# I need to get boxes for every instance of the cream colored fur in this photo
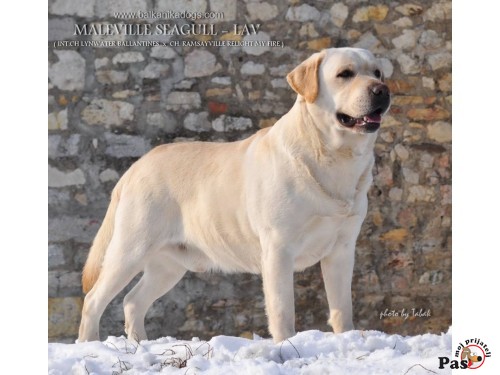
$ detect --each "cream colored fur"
[78,47,390,343]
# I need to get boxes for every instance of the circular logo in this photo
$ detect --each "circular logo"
[460,345,486,369]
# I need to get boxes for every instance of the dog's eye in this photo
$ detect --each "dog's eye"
[337,69,355,79]
[374,69,381,78]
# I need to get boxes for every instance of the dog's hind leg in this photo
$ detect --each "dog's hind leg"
[123,251,186,342]
[78,238,145,342]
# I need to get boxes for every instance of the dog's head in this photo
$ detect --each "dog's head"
[287,48,391,135]
[461,347,483,363]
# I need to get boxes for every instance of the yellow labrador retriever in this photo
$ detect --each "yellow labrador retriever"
[78,47,391,343]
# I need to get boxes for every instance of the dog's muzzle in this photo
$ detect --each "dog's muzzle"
[337,83,391,133]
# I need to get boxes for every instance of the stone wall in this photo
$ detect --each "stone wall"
[48,0,452,342]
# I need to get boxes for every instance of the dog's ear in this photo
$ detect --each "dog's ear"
[286,51,326,103]
[461,348,470,360]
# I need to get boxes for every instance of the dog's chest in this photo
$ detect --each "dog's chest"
[292,215,342,270]
[306,156,371,207]
[289,158,372,269]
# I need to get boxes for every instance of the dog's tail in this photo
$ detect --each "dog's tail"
[82,181,122,294]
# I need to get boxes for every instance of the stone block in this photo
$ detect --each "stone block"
[373,164,393,186]
[249,91,261,100]
[392,30,418,50]
[286,4,321,22]
[407,186,435,202]
[48,297,83,339]
[48,109,68,131]
[247,2,279,22]
[353,32,381,51]
[185,50,221,78]
[96,70,129,84]
[48,166,86,188]
[81,99,134,126]
[49,271,82,297]
[302,37,332,51]
[379,58,394,78]
[166,92,202,111]
[156,0,207,14]
[299,23,319,38]
[96,0,148,18]
[426,52,451,71]
[208,101,228,115]
[206,87,232,97]
[95,57,109,69]
[422,77,435,90]
[48,216,101,243]
[174,80,195,90]
[380,115,402,127]
[419,30,443,49]
[353,5,388,22]
[146,112,164,127]
[330,3,349,28]
[419,271,444,285]
[396,54,420,75]
[440,185,451,205]
[184,112,212,132]
[389,187,403,202]
[151,46,177,59]
[394,144,409,161]
[271,78,287,88]
[213,116,253,132]
[140,62,170,79]
[112,90,139,99]
[402,167,419,185]
[438,73,451,92]
[423,2,452,22]
[392,96,424,106]
[48,244,65,269]
[104,133,151,158]
[48,135,61,158]
[407,107,450,121]
[395,4,423,17]
[210,0,236,21]
[49,0,95,17]
[427,121,452,143]
[242,32,271,56]
[211,76,231,85]
[393,17,413,28]
[220,31,242,42]
[270,65,292,77]
[385,77,419,94]
[99,168,120,182]
[49,51,85,91]
[241,61,265,75]
[48,17,76,41]
[112,52,145,64]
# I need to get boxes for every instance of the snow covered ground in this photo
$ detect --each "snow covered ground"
[49,329,451,374]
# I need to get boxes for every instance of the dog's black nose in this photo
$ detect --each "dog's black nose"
[477,356,482,361]
[370,83,389,97]
[369,83,390,112]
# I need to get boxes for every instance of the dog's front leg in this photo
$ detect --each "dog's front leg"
[261,246,295,343]
[320,239,356,333]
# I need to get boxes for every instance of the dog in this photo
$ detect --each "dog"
[78,47,391,343]
[461,347,483,367]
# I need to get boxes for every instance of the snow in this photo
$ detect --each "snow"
[49,329,451,374]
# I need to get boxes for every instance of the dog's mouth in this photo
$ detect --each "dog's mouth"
[336,108,384,133]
